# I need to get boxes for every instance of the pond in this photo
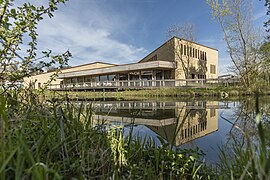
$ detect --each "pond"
[90,96,270,163]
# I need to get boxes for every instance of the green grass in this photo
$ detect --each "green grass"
[0,88,209,179]
[215,95,270,179]
[0,88,269,179]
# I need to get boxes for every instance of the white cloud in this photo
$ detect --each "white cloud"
[252,10,266,21]
[35,0,148,66]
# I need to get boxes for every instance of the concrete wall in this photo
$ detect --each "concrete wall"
[139,39,175,63]
[173,37,218,80]
[23,62,115,89]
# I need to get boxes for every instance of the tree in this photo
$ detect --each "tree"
[0,0,71,90]
[257,0,270,84]
[263,0,270,39]
[207,0,262,88]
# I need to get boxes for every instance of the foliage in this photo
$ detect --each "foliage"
[0,88,211,179]
[0,0,71,90]
[263,0,270,39]
[207,0,264,88]
[217,95,270,179]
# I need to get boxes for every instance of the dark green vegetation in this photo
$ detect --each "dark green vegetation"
[0,88,211,179]
[1,89,270,179]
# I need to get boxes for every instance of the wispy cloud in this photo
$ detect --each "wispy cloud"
[218,57,232,75]
[252,9,267,21]
[35,1,148,66]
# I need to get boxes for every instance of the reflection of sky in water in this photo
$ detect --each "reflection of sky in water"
[93,99,268,163]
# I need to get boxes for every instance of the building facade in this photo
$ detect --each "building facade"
[23,37,218,90]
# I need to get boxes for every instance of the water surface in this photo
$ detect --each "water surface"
[91,97,270,163]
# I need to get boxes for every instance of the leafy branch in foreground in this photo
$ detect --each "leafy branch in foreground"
[0,0,71,91]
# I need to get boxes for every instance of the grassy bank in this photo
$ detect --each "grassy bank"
[45,86,270,100]
[0,89,211,179]
[1,88,269,179]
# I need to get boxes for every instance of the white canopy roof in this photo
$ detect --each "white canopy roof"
[58,61,175,78]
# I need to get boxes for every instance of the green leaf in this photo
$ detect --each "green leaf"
[0,147,18,173]
[11,8,16,14]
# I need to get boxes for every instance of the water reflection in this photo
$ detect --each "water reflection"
[93,100,220,146]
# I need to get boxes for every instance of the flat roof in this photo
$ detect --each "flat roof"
[58,61,175,78]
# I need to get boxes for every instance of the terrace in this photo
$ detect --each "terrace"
[48,60,218,90]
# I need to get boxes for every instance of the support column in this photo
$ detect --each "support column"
[128,73,130,87]
[116,74,119,87]
[152,70,156,87]
[162,70,165,86]
[139,71,142,86]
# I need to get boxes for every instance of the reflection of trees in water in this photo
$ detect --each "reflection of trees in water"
[229,97,270,145]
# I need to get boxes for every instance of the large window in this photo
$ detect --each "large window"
[77,77,84,83]
[99,75,108,82]
[108,74,116,81]
[210,64,216,74]
[85,76,93,82]
[71,78,77,83]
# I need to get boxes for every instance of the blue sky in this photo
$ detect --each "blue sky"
[30,0,268,75]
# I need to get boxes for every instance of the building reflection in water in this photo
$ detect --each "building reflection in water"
[93,101,218,146]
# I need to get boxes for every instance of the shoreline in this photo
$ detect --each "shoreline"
[45,86,270,100]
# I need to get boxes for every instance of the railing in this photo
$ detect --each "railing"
[49,79,217,90]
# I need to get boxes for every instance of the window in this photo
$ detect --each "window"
[38,82,41,88]
[187,46,189,56]
[100,75,108,82]
[210,109,216,117]
[193,48,195,57]
[195,49,197,58]
[184,45,186,55]
[204,52,207,61]
[108,74,116,81]
[78,77,84,82]
[202,51,204,60]
[85,76,93,82]
[71,78,77,83]
[181,44,183,55]
[95,76,100,82]
[191,74,195,79]
[210,64,216,74]
[66,78,71,84]
[190,47,192,56]
[147,54,157,61]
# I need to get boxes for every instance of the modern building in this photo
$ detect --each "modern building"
[23,36,218,90]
